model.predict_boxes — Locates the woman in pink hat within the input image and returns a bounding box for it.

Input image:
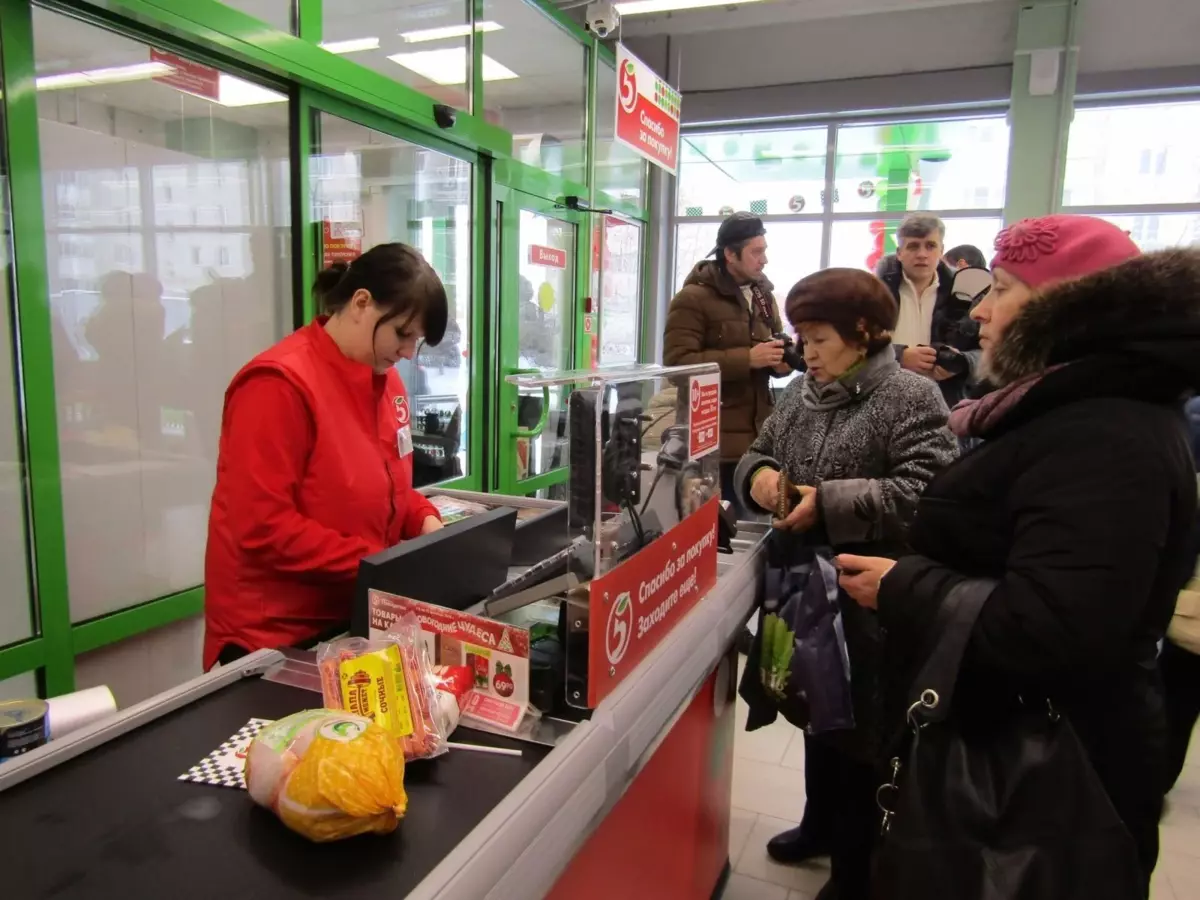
[836,215,1200,897]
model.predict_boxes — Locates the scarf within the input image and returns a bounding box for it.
[800,350,899,412]
[948,364,1066,438]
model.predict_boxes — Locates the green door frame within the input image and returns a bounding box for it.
[492,183,586,497]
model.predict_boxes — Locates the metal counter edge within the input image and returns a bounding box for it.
[402,526,768,900]
[0,649,285,792]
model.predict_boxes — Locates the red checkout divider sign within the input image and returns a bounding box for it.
[587,499,720,706]
[688,373,720,460]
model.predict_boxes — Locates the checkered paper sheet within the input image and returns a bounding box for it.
[178,718,273,790]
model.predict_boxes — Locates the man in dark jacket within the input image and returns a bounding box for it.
[875,214,981,407]
[664,212,790,515]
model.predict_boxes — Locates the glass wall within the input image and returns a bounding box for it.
[481,0,588,185]
[320,0,472,111]
[312,112,473,487]
[0,91,35,649]
[596,215,642,365]
[673,115,1011,297]
[594,60,647,209]
[1063,100,1200,249]
[220,0,297,33]
[32,8,293,621]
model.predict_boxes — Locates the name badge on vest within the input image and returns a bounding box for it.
[397,425,413,458]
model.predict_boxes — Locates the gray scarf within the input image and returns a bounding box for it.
[800,349,899,411]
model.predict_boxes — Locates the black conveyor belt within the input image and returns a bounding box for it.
[0,677,549,899]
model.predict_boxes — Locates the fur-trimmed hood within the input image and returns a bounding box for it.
[988,248,1200,389]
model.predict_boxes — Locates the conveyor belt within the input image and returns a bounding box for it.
[0,676,549,899]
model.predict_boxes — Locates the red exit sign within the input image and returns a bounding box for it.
[529,244,567,269]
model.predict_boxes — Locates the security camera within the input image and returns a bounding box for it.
[432,104,457,130]
[584,1,620,39]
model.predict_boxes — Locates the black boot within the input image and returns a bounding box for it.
[766,823,832,865]
[814,879,838,900]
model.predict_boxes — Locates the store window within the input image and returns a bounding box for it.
[312,113,473,487]
[677,127,828,217]
[320,0,472,111]
[828,217,1004,271]
[481,0,588,184]
[220,0,296,33]
[673,221,822,298]
[33,8,293,621]
[594,60,647,208]
[0,108,34,647]
[833,116,1009,213]
[596,216,642,365]
[1063,100,1200,248]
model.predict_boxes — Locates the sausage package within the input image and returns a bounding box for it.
[317,619,448,761]
[244,709,407,843]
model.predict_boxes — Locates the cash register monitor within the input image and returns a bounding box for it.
[350,506,518,637]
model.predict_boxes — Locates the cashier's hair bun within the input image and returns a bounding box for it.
[314,243,448,346]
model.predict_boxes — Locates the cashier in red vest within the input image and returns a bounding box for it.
[203,243,446,670]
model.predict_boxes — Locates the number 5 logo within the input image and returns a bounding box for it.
[606,591,634,665]
[619,60,637,115]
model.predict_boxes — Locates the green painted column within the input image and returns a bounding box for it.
[1002,0,1081,223]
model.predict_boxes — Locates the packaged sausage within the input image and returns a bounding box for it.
[317,618,448,761]
[244,709,407,843]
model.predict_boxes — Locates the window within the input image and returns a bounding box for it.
[482,0,588,184]
[828,217,1004,270]
[0,99,34,647]
[34,9,293,621]
[312,113,473,487]
[596,216,642,365]
[594,61,647,208]
[1063,100,1200,248]
[220,1,295,32]
[320,0,472,111]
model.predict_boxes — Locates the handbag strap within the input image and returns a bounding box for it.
[907,577,997,725]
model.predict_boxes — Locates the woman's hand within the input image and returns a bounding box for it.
[835,554,896,609]
[773,485,819,532]
[750,467,780,512]
[420,516,444,536]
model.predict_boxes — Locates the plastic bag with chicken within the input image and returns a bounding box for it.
[245,709,407,842]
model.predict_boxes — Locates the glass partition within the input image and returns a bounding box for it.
[32,7,294,621]
[481,0,588,184]
[597,216,642,366]
[593,60,647,209]
[312,112,473,487]
[220,0,296,32]
[320,0,473,111]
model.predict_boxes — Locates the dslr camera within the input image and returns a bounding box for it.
[770,332,806,372]
[931,343,969,376]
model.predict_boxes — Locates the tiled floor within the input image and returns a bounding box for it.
[723,669,1200,900]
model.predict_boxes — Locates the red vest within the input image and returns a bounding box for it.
[203,321,427,669]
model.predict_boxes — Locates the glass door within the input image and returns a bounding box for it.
[494,187,583,497]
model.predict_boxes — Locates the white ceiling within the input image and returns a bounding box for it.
[598,0,1200,94]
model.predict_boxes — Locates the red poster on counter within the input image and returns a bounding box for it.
[150,49,220,101]
[614,44,681,175]
[587,499,720,706]
[529,244,567,269]
[322,220,362,267]
[688,373,720,460]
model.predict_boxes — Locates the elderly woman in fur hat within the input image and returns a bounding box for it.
[734,268,958,900]
[838,215,1200,897]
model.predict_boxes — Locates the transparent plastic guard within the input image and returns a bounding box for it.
[506,363,722,708]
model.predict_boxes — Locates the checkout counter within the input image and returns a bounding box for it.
[0,364,765,900]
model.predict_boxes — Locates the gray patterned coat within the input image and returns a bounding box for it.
[734,350,957,555]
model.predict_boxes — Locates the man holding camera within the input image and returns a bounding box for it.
[875,214,980,407]
[664,212,793,517]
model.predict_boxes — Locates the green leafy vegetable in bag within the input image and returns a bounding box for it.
[760,613,795,700]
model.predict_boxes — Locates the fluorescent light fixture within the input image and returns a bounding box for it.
[616,0,769,13]
[319,37,381,54]
[399,21,502,43]
[36,62,172,91]
[388,48,517,85]
[215,73,287,107]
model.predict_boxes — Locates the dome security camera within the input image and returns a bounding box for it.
[584,1,620,39]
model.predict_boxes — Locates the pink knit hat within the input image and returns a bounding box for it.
[990,214,1140,289]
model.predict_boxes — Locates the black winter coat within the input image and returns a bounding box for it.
[878,248,1200,878]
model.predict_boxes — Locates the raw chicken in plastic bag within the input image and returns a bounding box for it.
[317,615,448,761]
[245,709,407,842]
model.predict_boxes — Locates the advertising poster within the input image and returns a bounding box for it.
[687,373,720,460]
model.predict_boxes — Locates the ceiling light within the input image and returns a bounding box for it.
[320,37,381,54]
[388,48,516,85]
[399,21,503,43]
[615,0,769,14]
[215,73,287,107]
[36,62,172,91]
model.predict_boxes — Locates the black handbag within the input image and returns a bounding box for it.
[871,578,1146,900]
